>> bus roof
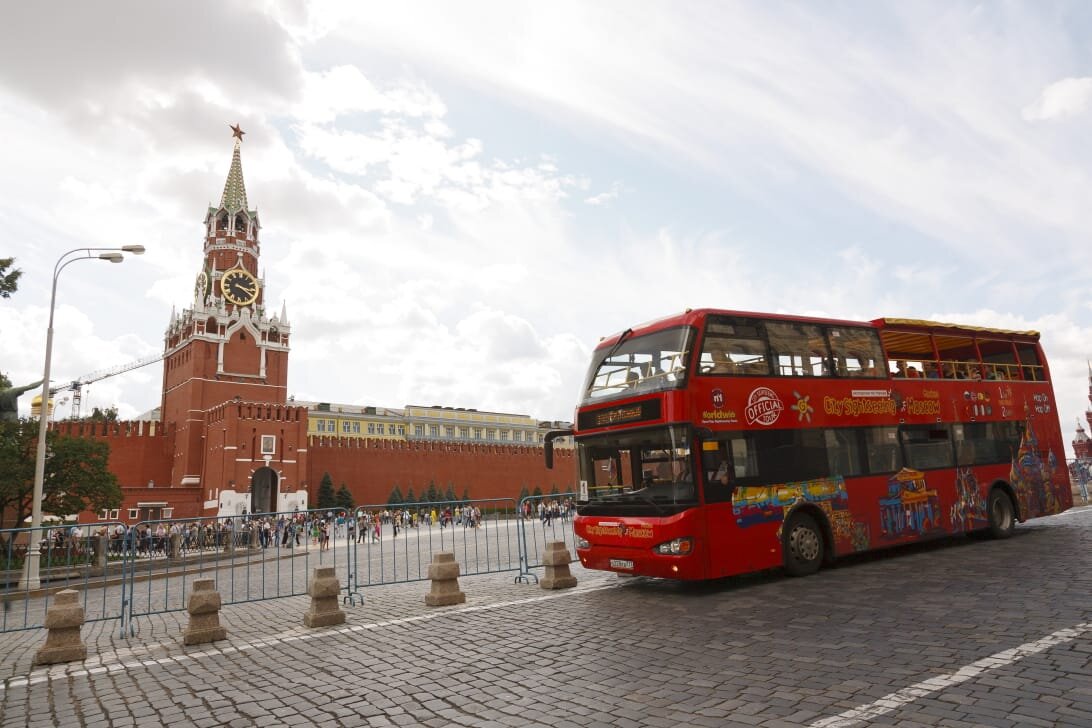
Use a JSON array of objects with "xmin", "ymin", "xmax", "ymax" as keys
[
  {"xmin": 593, "ymin": 308, "xmax": 873, "ymax": 350},
  {"xmin": 593, "ymin": 309, "xmax": 1041, "ymax": 351},
  {"xmin": 873, "ymin": 317, "xmax": 1040, "ymax": 339}
]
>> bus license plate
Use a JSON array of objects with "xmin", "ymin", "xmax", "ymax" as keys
[{"xmin": 609, "ymin": 559, "xmax": 634, "ymax": 570}]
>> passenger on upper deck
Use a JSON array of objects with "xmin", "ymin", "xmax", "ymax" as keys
[{"xmin": 709, "ymin": 350, "xmax": 738, "ymax": 374}]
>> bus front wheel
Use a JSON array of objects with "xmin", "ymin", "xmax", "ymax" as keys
[
  {"xmin": 987, "ymin": 489, "xmax": 1016, "ymax": 539},
  {"xmin": 783, "ymin": 512, "xmax": 823, "ymax": 577}
]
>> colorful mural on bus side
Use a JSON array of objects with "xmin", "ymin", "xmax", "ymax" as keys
[{"xmin": 730, "ymin": 415, "xmax": 1068, "ymax": 555}]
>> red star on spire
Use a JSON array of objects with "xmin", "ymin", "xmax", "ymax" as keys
[{"xmin": 230, "ymin": 123, "xmax": 245, "ymax": 141}]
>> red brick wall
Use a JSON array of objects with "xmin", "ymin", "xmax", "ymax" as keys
[
  {"xmin": 306, "ymin": 437, "xmax": 578, "ymax": 505},
  {"xmin": 51, "ymin": 420, "xmax": 174, "ymax": 488}
]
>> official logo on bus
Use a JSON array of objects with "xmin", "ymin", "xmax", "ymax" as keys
[
  {"xmin": 711, "ymin": 388, "xmax": 725, "ymax": 409},
  {"xmin": 745, "ymin": 387, "xmax": 783, "ymax": 426}
]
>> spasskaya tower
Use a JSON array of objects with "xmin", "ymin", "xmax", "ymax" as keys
[{"xmin": 159, "ymin": 125, "xmax": 308, "ymax": 515}]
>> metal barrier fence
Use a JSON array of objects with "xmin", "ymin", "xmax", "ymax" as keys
[
  {"xmin": 515, "ymin": 493, "xmax": 578, "ymax": 583},
  {"xmin": 1, "ymin": 495, "xmax": 579, "ymax": 636},
  {"xmin": 0, "ymin": 522, "xmax": 128, "ymax": 633},
  {"xmin": 122, "ymin": 509, "xmax": 349, "ymax": 635},
  {"xmin": 344, "ymin": 498, "xmax": 521, "ymax": 595}
]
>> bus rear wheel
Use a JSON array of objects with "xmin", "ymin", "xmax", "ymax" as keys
[
  {"xmin": 987, "ymin": 489, "xmax": 1016, "ymax": 539},
  {"xmin": 783, "ymin": 512, "xmax": 823, "ymax": 577}
]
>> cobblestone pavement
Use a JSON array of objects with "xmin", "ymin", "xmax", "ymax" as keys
[{"xmin": 2, "ymin": 507, "xmax": 1090, "ymax": 728}]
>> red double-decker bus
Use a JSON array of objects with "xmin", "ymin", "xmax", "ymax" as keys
[{"xmin": 545, "ymin": 309, "xmax": 1071, "ymax": 580}]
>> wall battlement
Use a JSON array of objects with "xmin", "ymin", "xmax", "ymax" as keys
[{"xmin": 50, "ymin": 420, "xmax": 171, "ymax": 439}]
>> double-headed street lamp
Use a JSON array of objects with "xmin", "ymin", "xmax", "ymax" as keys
[{"xmin": 19, "ymin": 245, "xmax": 146, "ymax": 590}]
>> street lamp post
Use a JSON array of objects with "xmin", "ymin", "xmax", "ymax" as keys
[{"xmin": 18, "ymin": 245, "xmax": 145, "ymax": 590}]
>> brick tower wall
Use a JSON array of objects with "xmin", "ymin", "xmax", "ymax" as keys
[{"xmin": 307, "ymin": 437, "xmax": 578, "ymax": 506}]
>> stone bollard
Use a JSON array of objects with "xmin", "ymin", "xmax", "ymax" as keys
[
  {"xmin": 249, "ymin": 524, "xmax": 259, "ymax": 550},
  {"xmin": 183, "ymin": 579, "xmax": 227, "ymax": 645},
  {"xmin": 168, "ymin": 532, "xmax": 182, "ymax": 561},
  {"xmin": 35, "ymin": 589, "xmax": 87, "ymax": 665},
  {"xmin": 540, "ymin": 541, "xmax": 578, "ymax": 590},
  {"xmin": 303, "ymin": 567, "xmax": 345, "ymax": 627},
  {"xmin": 424, "ymin": 552, "xmax": 466, "ymax": 606},
  {"xmin": 222, "ymin": 527, "xmax": 234, "ymax": 554},
  {"xmin": 90, "ymin": 534, "xmax": 108, "ymax": 576}
]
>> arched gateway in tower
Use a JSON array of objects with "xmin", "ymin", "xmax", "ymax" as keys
[{"xmin": 159, "ymin": 125, "xmax": 310, "ymax": 518}]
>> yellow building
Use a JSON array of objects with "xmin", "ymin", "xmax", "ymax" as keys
[{"xmin": 298, "ymin": 401, "xmax": 572, "ymax": 448}]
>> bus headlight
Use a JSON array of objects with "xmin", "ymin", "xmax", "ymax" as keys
[
  {"xmin": 576, "ymin": 536, "xmax": 590, "ymax": 549},
  {"xmin": 654, "ymin": 537, "xmax": 693, "ymax": 555}
]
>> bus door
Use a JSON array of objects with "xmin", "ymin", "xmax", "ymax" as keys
[{"xmin": 698, "ymin": 438, "xmax": 747, "ymax": 577}]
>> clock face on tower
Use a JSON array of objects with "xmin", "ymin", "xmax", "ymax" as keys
[{"xmin": 220, "ymin": 268, "xmax": 259, "ymax": 306}]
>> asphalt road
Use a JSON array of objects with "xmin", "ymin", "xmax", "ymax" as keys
[{"xmin": 1, "ymin": 506, "xmax": 1089, "ymax": 727}]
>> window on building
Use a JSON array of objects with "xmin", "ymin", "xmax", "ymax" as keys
[
  {"xmin": 327, "ymin": 419, "xmax": 335, "ymax": 431},
  {"xmin": 99, "ymin": 509, "xmax": 109, "ymax": 520},
  {"xmin": 500, "ymin": 430, "xmax": 509, "ymax": 441},
  {"xmin": 474, "ymin": 428, "xmax": 483, "ymax": 439},
  {"xmin": 377, "ymin": 424, "xmax": 385, "ymax": 435},
  {"xmin": 368, "ymin": 423, "xmax": 375, "ymax": 434},
  {"xmin": 342, "ymin": 421, "xmax": 351, "ymax": 433},
  {"xmin": 487, "ymin": 429, "xmax": 496, "ymax": 441},
  {"xmin": 415, "ymin": 425, "xmax": 424, "ymax": 437},
  {"xmin": 397, "ymin": 426, "xmax": 405, "ymax": 436},
  {"xmin": 446, "ymin": 426, "xmax": 455, "ymax": 438},
  {"xmin": 429, "ymin": 425, "xmax": 440, "ymax": 437},
  {"xmin": 162, "ymin": 508, "xmax": 174, "ymax": 519},
  {"xmin": 316, "ymin": 420, "xmax": 325, "ymax": 433},
  {"xmin": 352, "ymin": 422, "xmax": 361, "ymax": 434},
  {"xmin": 128, "ymin": 509, "xmax": 139, "ymax": 520},
  {"xmin": 459, "ymin": 427, "xmax": 469, "ymax": 439},
  {"xmin": 110, "ymin": 509, "xmax": 120, "ymax": 520}
]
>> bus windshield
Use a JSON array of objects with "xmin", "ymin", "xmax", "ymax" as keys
[
  {"xmin": 577, "ymin": 425, "xmax": 697, "ymax": 513},
  {"xmin": 582, "ymin": 326, "xmax": 694, "ymax": 404}
]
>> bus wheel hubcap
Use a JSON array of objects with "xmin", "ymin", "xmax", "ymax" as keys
[{"xmin": 792, "ymin": 527, "xmax": 819, "ymax": 561}]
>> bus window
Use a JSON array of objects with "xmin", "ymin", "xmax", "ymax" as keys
[
  {"xmin": 583, "ymin": 326, "xmax": 693, "ymax": 402},
  {"xmin": 827, "ymin": 327, "xmax": 885, "ymax": 378},
  {"xmin": 825, "ymin": 428, "xmax": 865, "ymax": 477},
  {"xmin": 864, "ymin": 426, "xmax": 902, "ymax": 473},
  {"xmin": 700, "ymin": 316, "xmax": 771, "ymax": 376},
  {"xmin": 766, "ymin": 321, "xmax": 829, "ymax": 377},
  {"xmin": 900, "ymin": 424, "xmax": 955, "ymax": 470},
  {"xmin": 1015, "ymin": 343, "xmax": 1044, "ymax": 381},
  {"xmin": 933, "ymin": 334, "xmax": 980, "ymax": 379},
  {"xmin": 978, "ymin": 339, "xmax": 1019, "ymax": 380}
]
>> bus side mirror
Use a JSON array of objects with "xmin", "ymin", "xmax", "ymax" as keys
[{"xmin": 543, "ymin": 428, "xmax": 573, "ymax": 470}]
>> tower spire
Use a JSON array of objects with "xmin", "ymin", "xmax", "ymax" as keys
[{"xmin": 220, "ymin": 124, "xmax": 249, "ymax": 212}]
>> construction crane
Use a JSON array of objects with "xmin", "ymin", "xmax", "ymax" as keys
[{"xmin": 49, "ymin": 353, "xmax": 163, "ymax": 419}]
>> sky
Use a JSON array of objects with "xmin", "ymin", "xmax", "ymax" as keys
[{"xmin": 1, "ymin": 1, "xmax": 1090, "ymax": 457}]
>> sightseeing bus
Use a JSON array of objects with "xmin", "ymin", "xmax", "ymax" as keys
[{"xmin": 544, "ymin": 309, "xmax": 1071, "ymax": 580}]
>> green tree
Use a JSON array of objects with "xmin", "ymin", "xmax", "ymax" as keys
[
  {"xmin": 0, "ymin": 257, "xmax": 21, "ymax": 299},
  {"xmin": 335, "ymin": 483, "xmax": 354, "ymax": 511},
  {"xmin": 387, "ymin": 486, "xmax": 404, "ymax": 506},
  {"xmin": 87, "ymin": 406, "xmax": 119, "ymax": 422},
  {"xmin": 426, "ymin": 480, "xmax": 439, "ymax": 503},
  {"xmin": 461, "ymin": 487, "xmax": 470, "ymax": 503},
  {"xmin": 444, "ymin": 484, "xmax": 456, "ymax": 503},
  {"xmin": 518, "ymin": 485, "xmax": 530, "ymax": 503},
  {"xmin": 405, "ymin": 487, "xmax": 416, "ymax": 504},
  {"xmin": 532, "ymin": 486, "xmax": 543, "ymax": 498},
  {"xmin": 316, "ymin": 472, "xmax": 336, "ymax": 509},
  {"xmin": 0, "ymin": 420, "xmax": 122, "ymax": 530}
]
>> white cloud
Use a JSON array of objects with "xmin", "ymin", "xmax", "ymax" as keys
[{"xmin": 1022, "ymin": 77, "xmax": 1092, "ymax": 121}]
